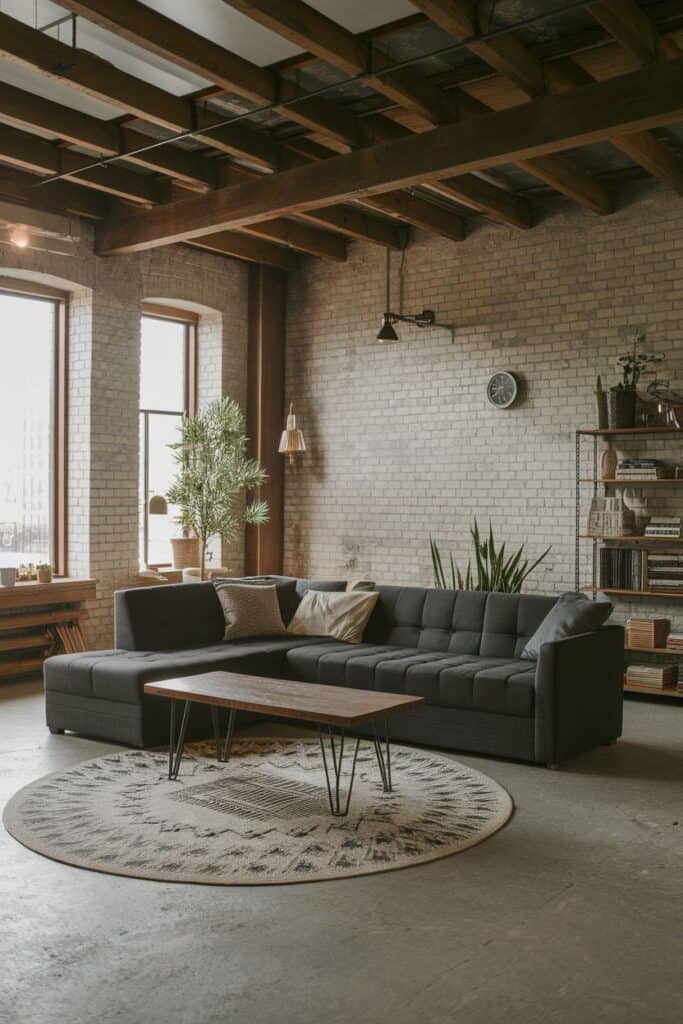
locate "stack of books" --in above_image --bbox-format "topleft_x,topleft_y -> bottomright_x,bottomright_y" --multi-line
665,631 -> 683,651
644,516 -> 681,539
625,664 -> 676,689
647,553 -> 683,592
678,664 -> 683,695
626,617 -> 670,648
600,548 -> 647,590
615,459 -> 671,480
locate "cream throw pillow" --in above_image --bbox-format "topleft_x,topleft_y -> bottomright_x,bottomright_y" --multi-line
214,582 -> 286,641
287,590 -> 379,644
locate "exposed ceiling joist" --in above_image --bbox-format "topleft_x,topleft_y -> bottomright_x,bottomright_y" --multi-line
188,232 -> 298,270
0,165 -> 109,220
588,0 -> 681,62
95,58 -> 683,254
413,0 -> 683,198
221,0 -> 611,215
53,0 -> 524,230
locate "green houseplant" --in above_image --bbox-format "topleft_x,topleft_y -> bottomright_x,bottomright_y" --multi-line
430,520 -> 550,593
167,397 -> 269,580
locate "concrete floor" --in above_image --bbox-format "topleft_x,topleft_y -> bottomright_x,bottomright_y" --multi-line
1,681 -> 681,1024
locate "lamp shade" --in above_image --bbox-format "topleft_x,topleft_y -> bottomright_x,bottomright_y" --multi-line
278,403 -> 307,464
148,493 -> 168,515
377,315 -> 399,342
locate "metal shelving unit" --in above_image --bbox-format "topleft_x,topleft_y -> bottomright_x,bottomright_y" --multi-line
575,426 -> 683,700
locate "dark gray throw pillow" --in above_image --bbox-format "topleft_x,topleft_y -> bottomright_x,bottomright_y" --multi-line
521,592 -> 613,661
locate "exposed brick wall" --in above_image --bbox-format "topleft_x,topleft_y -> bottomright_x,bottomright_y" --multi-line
284,181 -> 683,633
1,217 -> 248,649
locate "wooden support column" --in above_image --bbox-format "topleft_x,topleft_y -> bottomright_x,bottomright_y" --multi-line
246,265 -> 286,575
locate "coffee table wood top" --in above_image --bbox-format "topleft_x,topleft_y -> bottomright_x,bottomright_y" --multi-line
144,671 -> 423,726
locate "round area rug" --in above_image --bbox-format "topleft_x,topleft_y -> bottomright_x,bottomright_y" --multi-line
3,738 -> 513,885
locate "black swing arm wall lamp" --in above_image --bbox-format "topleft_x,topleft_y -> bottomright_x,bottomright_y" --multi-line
377,249 -> 455,344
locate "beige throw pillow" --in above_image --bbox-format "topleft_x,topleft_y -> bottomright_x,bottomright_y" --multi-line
214,582 -> 286,641
287,590 -> 379,644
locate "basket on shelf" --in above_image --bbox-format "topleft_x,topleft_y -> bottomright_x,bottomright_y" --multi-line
587,495 -> 635,537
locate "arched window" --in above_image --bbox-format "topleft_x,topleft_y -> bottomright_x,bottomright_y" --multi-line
139,303 -> 197,569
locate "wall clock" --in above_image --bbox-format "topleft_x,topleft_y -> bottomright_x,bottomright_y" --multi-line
486,371 -> 518,409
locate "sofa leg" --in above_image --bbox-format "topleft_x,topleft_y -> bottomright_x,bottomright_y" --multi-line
546,762 -> 560,770
48,726 -> 65,735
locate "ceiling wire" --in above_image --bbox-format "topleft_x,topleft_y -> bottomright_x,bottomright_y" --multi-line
34,0 -> 619,189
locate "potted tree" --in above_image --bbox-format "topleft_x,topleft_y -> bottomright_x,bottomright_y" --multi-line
167,397 -> 269,580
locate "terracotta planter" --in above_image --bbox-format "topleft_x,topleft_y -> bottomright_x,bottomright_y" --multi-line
170,537 -> 201,570
37,568 -> 52,583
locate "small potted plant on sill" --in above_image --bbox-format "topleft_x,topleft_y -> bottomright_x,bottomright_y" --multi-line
37,563 -> 52,583
167,397 -> 269,580
609,331 -> 663,429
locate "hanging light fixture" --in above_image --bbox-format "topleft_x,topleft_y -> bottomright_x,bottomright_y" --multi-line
148,493 -> 168,515
376,249 -> 455,344
278,403 -> 307,465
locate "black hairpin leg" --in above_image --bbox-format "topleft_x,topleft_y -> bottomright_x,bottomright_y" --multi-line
318,726 -> 361,817
168,699 -> 191,780
372,718 -> 392,793
210,705 -> 221,760
219,708 -> 237,763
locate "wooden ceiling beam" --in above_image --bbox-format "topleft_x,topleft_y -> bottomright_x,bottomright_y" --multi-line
95,58 -> 683,254
57,0 -> 368,149
241,218 -> 346,261
219,0 -> 457,124
0,123 -> 161,204
588,0 -> 680,62
222,0 -> 608,215
414,0 -> 683,198
188,232 -> 298,271
0,165 -> 109,220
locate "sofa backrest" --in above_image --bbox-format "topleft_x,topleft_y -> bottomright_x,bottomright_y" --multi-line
364,586 -> 558,659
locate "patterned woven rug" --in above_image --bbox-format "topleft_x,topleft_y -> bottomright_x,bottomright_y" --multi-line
3,738 -> 513,885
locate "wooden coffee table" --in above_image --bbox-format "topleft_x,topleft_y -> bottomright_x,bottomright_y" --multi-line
144,671 -> 423,816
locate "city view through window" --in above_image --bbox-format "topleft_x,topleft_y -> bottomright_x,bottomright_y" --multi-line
0,292 -> 55,568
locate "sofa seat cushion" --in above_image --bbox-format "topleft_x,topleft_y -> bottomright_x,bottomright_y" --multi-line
285,643 -> 536,717
44,637 -> 333,705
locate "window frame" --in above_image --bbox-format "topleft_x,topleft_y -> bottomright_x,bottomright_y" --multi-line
139,305 -> 198,569
0,277 -> 68,577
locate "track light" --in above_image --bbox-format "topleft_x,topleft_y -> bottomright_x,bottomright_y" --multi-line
10,226 -> 29,249
376,249 -> 454,344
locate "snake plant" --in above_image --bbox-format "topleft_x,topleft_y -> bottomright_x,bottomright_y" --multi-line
430,520 -> 550,593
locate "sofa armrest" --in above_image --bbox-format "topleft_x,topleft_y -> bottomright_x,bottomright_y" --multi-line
534,624 -> 624,765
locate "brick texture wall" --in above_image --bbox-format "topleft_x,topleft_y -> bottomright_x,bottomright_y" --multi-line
2,218 -> 248,649
284,181 -> 683,634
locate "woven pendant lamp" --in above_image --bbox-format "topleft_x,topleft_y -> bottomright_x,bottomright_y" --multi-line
278,403 -> 307,465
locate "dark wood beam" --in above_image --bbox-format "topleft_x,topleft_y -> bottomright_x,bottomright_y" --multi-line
245,265 -> 286,575
0,165 -> 109,219
222,0 -> 609,215
96,58 -> 683,254
189,232 -> 298,271
0,123 -> 161,204
414,0 -> 683,198
242,218 -> 346,261
58,0 -> 368,149
588,0 -> 680,62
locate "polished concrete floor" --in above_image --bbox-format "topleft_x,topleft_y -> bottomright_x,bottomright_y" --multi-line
1,680 -> 681,1024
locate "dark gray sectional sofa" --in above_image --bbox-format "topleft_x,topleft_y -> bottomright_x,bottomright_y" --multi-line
44,578 -> 624,766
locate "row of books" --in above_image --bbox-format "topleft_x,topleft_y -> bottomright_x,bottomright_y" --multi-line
615,459 -> 674,481
666,631 -> 683,650
644,516 -> 681,539
648,553 -> 683,592
599,548 -> 646,590
625,664 -> 677,689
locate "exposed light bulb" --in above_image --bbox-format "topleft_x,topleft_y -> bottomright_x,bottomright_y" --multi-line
10,227 -> 30,249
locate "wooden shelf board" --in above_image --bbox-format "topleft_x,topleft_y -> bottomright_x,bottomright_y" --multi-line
581,586 -> 683,599
579,479 -> 683,485
0,578 -> 96,610
0,633 -> 52,653
0,609 -> 88,631
626,645 -> 683,655
579,535 -> 683,543
0,657 -> 46,678
624,681 -> 683,698
577,427 -> 683,436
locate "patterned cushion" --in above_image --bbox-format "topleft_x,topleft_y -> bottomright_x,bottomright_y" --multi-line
213,583 -> 287,641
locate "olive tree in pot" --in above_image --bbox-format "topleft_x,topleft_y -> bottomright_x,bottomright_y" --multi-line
167,397 -> 269,580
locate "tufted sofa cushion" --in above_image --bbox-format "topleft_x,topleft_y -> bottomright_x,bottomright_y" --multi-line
284,642 -> 536,717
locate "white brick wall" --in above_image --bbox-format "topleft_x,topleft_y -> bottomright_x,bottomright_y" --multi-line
1,216 -> 248,649
284,181 -> 683,633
